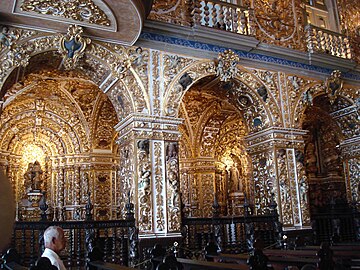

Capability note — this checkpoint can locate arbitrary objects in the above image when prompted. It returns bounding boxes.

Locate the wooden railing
[181,199,282,257]
[191,0,255,36]
[4,194,138,269]
[10,219,136,269]
[305,24,353,60]
[311,202,360,245]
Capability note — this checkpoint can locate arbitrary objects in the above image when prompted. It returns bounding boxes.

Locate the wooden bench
[154,255,251,270]
[88,261,135,270]
[211,252,317,270]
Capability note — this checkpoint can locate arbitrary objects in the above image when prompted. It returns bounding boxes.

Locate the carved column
[246,127,310,227]
[115,113,182,236]
[341,137,360,205]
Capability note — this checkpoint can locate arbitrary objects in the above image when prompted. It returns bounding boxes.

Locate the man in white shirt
[42,226,67,270]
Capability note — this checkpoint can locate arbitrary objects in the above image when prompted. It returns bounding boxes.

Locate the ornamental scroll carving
[165,142,181,232]
[347,158,360,203]
[251,151,275,215]
[253,0,305,50]
[154,142,165,231]
[20,0,111,26]
[276,149,293,225]
[137,139,152,231]
[216,50,240,82]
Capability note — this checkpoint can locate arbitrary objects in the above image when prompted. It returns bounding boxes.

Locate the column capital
[115,113,183,143]
[245,127,308,153]
[340,136,360,159]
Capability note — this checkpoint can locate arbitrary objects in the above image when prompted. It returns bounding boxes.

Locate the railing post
[126,192,138,267]
[351,200,360,241]
[329,199,340,244]
[243,194,254,252]
[85,193,95,270]
[212,196,222,253]
[39,191,48,221]
[85,192,93,221]
[269,193,283,248]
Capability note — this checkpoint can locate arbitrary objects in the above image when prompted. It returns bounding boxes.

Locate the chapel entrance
[178,76,252,217]
[0,51,120,221]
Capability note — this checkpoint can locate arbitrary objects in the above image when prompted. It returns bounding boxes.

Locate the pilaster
[246,127,310,227]
[115,113,183,236]
[341,136,360,204]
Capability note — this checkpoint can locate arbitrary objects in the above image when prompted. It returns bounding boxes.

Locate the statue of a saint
[24,160,43,191]
[229,162,242,192]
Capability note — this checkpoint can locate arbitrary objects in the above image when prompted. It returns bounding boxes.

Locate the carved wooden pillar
[56,165,65,221]
[341,137,360,205]
[115,113,182,236]
[246,127,310,227]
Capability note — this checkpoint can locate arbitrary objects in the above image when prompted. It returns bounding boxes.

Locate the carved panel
[149,0,191,26]
[251,150,275,215]
[165,141,181,231]
[253,0,305,50]
[153,141,165,231]
[137,139,152,231]
[275,148,293,225]
[20,0,112,26]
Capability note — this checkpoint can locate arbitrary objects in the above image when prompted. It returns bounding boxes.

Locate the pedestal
[27,190,42,207]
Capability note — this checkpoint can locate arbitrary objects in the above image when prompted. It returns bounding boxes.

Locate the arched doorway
[302,95,346,212]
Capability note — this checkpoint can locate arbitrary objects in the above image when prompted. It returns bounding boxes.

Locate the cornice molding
[139,20,360,84]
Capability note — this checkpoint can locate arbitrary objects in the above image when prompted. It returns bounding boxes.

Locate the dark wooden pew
[88,261,135,270]
[155,254,251,270]
[211,252,317,270]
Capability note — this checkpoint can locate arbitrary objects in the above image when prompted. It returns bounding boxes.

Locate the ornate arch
[0,26,149,120]
[292,81,359,137]
[163,59,278,132]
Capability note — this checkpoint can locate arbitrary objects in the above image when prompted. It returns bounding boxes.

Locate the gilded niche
[20,0,111,26]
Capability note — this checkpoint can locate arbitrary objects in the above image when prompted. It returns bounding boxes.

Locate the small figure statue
[24,160,43,191]
[32,160,43,190]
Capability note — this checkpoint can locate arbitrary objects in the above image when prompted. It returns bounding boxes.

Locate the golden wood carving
[154,142,165,231]
[325,70,343,105]
[165,142,181,231]
[20,0,111,26]
[216,50,240,82]
[137,139,152,231]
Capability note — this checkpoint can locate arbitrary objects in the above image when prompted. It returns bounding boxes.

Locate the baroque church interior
[0,0,360,269]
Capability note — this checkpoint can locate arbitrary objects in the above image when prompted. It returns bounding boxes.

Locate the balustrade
[305,24,353,60]
[4,193,138,269]
[311,202,360,244]
[10,219,134,269]
[182,212,281,256]
[192,0,254,36]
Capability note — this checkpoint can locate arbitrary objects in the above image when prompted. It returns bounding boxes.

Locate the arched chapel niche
[302,95,347,213]
[179,76,252,217]
[0,51,120,221]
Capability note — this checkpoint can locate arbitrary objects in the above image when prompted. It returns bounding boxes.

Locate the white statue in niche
[228,160,243,192]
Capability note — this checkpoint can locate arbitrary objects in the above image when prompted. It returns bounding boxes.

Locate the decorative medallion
[325,70,343,105]
[216,50,240,82]
[59,25,91,69]
[20,0,111,26]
